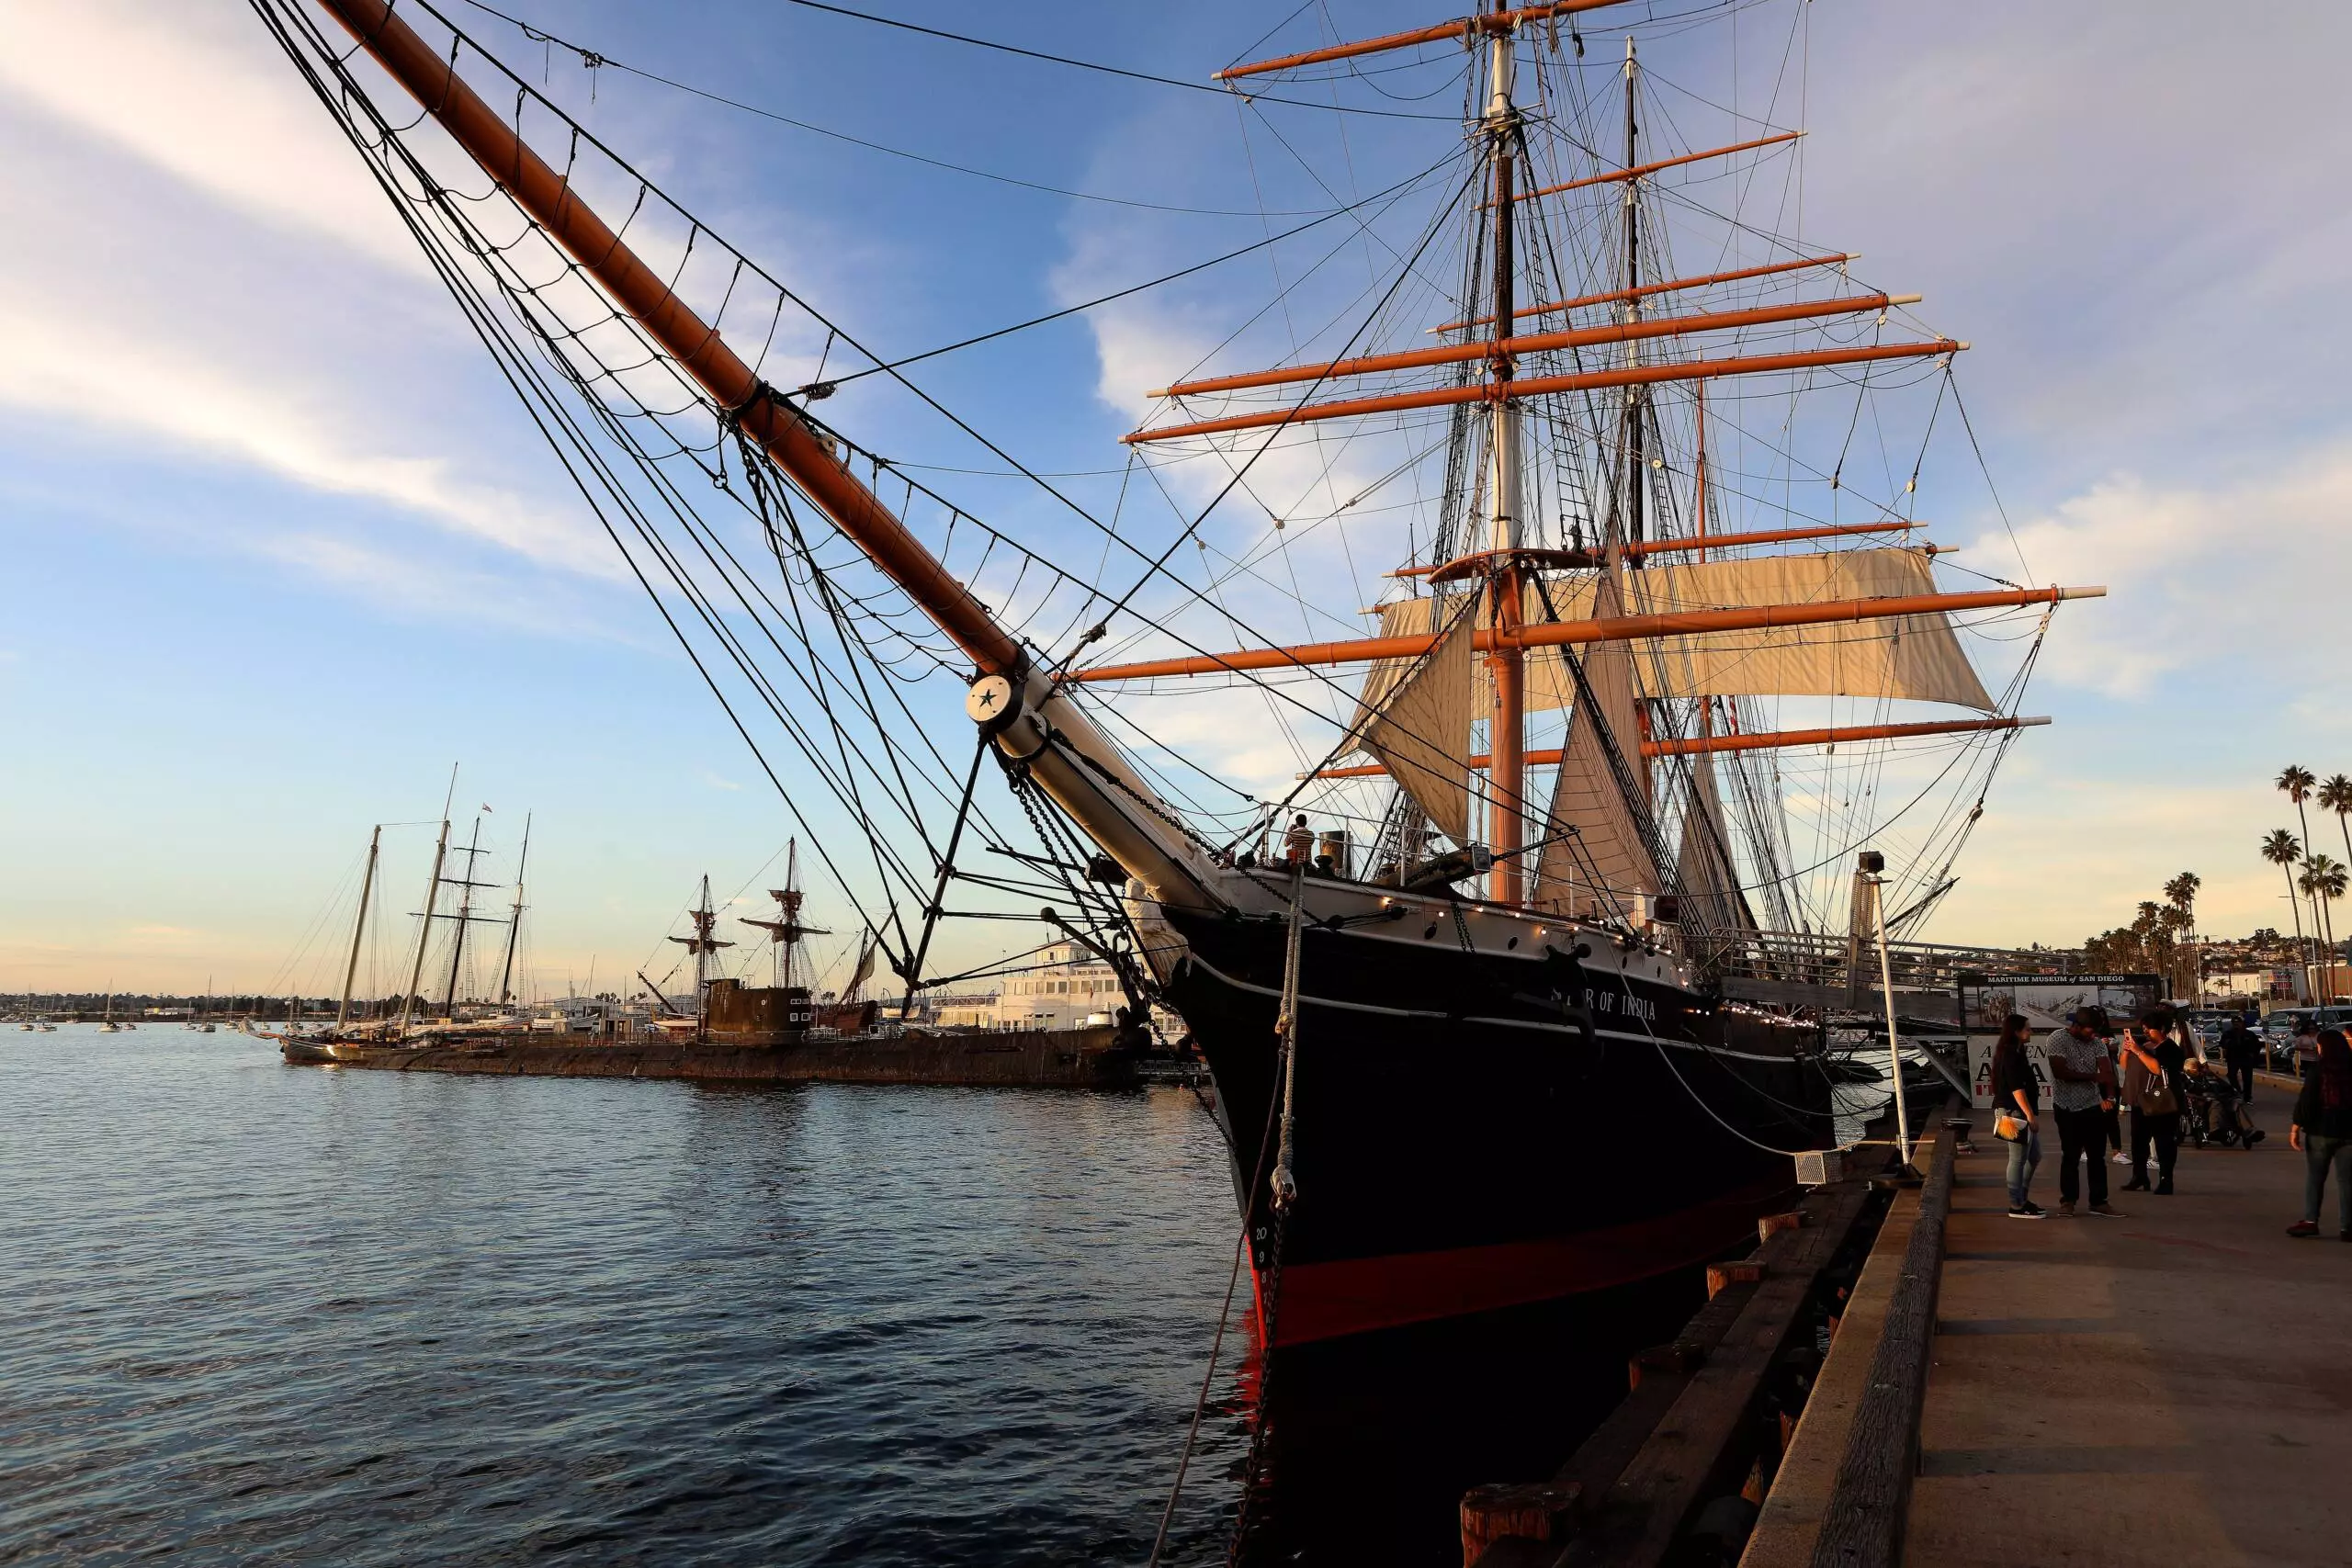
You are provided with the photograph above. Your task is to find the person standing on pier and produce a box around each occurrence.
[2292,1018,2322,1081]
[2101,1014,2131,1167]
[2121,1008,2188,1195]
[1992,1014,2044,1217]
[2287,1028,2352,1239]
[2220,1011,2262,1105]
[2045,1007,2125,1217]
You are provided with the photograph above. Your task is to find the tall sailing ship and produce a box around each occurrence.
[250,0,2098,1344]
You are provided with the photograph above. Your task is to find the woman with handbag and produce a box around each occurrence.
[2121,1008,2187,1195]
[1991,1013,2044,1217]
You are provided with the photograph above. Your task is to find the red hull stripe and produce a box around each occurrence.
[1262,1175,1796,1346]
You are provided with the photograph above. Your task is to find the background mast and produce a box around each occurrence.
[336,824,380,1029]
[398,764,457,1032]
[439,814,488,1013]
[498,812,531,1007]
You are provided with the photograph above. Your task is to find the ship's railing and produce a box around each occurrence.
[1704,928,2084,1001]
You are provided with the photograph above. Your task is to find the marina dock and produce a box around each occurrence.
[1464,1079,2348,1568]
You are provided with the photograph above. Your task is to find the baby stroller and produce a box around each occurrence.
[2182,1062,2267,1149]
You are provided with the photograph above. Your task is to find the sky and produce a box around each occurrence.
[4,0,2351,996]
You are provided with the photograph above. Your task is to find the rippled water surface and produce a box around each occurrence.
[3,1028,1255,1565]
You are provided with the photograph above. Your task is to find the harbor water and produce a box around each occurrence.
[7,1025,1861,1564]
[3,1026,1255,1565]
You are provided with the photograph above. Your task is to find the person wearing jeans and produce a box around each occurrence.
[2289,1029,2352,1239]
[2044,1006,2124,1217]
[1991,1013,2043,1217]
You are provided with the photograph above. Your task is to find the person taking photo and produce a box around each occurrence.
[2120,1007,2188,1195]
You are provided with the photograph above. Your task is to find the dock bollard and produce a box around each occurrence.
[1458,1481,1579,1567]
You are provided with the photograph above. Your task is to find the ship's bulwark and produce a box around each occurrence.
[1162,912,1830,1346]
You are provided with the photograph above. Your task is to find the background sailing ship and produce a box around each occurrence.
[246,0,2097,1344]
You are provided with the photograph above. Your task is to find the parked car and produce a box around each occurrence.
[2262,1008,2312,1069]
[2178,1009,2237,1051]
[2261,1004,2352,1070]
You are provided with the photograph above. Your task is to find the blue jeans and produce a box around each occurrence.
[2005,1121,2041,1207]
[2304,1135,2352,1229]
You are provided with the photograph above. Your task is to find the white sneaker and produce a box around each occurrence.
[2110,1152,2132,1165]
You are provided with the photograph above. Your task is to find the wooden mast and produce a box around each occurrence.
[1212,0,1632,81]
[1301,715,2054,777]
[308,0,1216,908]
[398,764,456,1033]
[1431,253,1854,334]
[1148,292,1917,399]
[336,824,380,1029]
[1120,339,1963,445]
[1516,130,1802,202]
[1066,583,2106,682]
[1622,37,1645,557]
[1484,2,1527,902]
[441,814,483,1014]
[1391,519,1929,578]
[497,811,530,1008]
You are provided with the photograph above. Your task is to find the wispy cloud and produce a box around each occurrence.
[0,1,621,588]
[1988,444,2352,700]
[0,0,423,272]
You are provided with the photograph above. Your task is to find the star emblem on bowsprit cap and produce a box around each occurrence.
[966,673,1018,732]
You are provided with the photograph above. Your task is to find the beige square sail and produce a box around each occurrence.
[1365,548,1992,712]
[1346,593,1476,845]
[1532,572,1659,912]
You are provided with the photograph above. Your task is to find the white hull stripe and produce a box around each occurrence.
[1179,953,1798,1064]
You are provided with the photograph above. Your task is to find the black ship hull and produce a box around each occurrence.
[1161,906,1831,1346]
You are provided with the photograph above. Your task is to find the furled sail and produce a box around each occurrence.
[1672,742,1753,937]
[1367,548,1992,711]
[1532,573,1658,913]
[1347,592,1475,844]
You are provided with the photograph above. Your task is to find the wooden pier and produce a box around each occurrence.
[1464,1076,2350,1567]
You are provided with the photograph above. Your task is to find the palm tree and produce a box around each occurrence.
[2302,854,2349,999]
[2264,829,2311,998]
[2280,765,2323,964]
[2164,871,2201,997]
[2320,773,2352,875]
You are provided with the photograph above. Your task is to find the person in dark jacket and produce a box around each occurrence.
[2120,1007,2188,1194]
[2288,1029,2352,1239]
[1990,1013,2043,1218]
[2219,1012,2261,1104]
